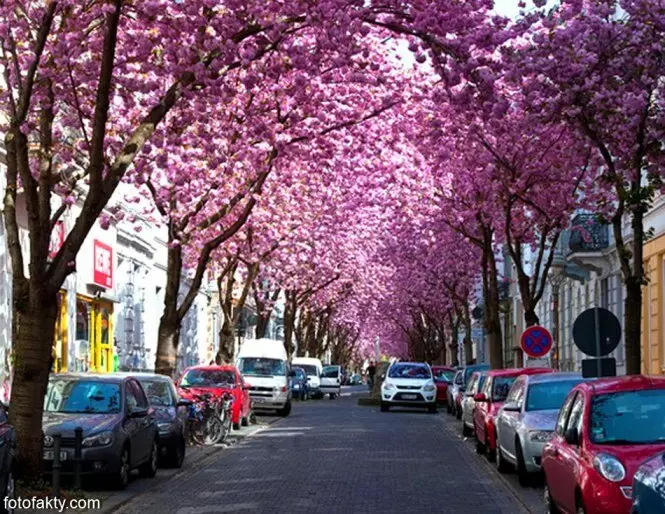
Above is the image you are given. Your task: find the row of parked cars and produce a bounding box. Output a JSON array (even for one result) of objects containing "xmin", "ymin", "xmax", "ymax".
[{"xmin": 443, "ymin": 364, "xmax": 665, "ymax": 514}]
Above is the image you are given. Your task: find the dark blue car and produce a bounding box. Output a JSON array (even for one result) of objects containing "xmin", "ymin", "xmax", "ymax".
[
  {"xmin": 290, "ymin": 367, "xmax": 310, "ymax": 400},
  {"xmin": 632, "ymin": 451, "xmax": 665, "ymax": 513}
]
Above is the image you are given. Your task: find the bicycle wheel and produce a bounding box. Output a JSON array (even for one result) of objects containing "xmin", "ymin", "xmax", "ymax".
[
  {"xmin": 192, "ymin": 416, "xmax": 224, "ymax": 446},
  {"xmin": 219, "ymin": 411, "xmax": 232, "ymax": 443}
]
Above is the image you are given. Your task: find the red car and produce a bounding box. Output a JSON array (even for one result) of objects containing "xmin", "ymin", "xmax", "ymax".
[
  {"xmin": 431, "ymin": 366, "xmax": 456, "ymax": 405},
  {"xmin": 473, "ymin": 367, "xmax": 553, "ymax": 460},
  {"xmin": 177, "ymin": 365, "xmax": 252, "ymax": 430},
  {"xmin": 542, "ymin": 375, "xmax": 665, "ymax": 514}
]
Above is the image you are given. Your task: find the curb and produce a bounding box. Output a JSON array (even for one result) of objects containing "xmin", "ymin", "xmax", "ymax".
[{"xmin": 356, "ymin": 397, "xmax": 380, "ymax": 406}]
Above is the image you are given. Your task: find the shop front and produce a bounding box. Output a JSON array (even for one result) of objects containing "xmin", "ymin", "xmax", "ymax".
[{"xmin": 75, "ymin": 295, "xmax": 114, "ymax": 372}]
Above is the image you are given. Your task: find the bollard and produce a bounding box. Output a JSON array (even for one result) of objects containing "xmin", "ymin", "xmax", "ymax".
[
  {"xmin": 74, "ymin": 427, "xmax": 83, "ymax": 490},
  {"xmin": 52, "ymin": 433, "xmax": 61, "ymax": 498}
]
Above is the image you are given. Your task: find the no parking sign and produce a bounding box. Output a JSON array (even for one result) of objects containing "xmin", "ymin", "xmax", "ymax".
[{"xmin": 520, "ymin": 326, "xmax": 553, "ymax": 358}]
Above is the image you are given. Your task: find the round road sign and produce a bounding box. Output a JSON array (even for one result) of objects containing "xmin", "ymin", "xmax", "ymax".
[
  {"xmin": 520, "ymin": 326, "xmax": 553, "ymax": 358},
  {"xmin": 572, "ymin": 307, "xmax": 621, "ymax": 357}
]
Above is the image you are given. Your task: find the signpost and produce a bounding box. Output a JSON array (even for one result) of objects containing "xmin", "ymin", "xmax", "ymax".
[
  {"xmin": 520, "ymin": 326, "xmax": 553, "ymax": 359},
  {"xmin": 572, "ymin": 307, "xmax": 621, "ymax": 378}
]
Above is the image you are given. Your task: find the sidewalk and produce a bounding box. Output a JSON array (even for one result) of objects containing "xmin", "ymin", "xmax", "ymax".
[{"xmin": 16, "ymin": 420, "xmax": 278, "ymax": 514}]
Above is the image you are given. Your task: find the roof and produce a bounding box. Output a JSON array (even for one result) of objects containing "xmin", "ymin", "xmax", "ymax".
[
  {"xmin": 580, "ymin": 375, "xmax": 665, "ymax": 395},
  {"xmin": 110, "ymin": 372, "xmax": 173, "ymax": 382},
  {"xmin": 431, "ymin": 366, "xmax": 455, "ymax": 371},
  {"xmin": 181, "ymin": 365, "xmax": 237, "ymax": 372},
  {"xmin": 526, "ymin": 372, "xmax": 582, "ymax": 384},
  {"xmin": 50, "ymin": 373, "xmax": 129, "ymax": 383},
  {"xmin": 486, "ymin": 367, "xmax": 552, "ymax": 378},
  {"xmin": 391, "ymin": 362, "xmax": 429, "ymax": 367}
]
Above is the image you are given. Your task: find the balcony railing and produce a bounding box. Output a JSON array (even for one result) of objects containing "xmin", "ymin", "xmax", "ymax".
[{"xmin": 568, "ymin": 214, "xmax": 610, "ymax": 253}]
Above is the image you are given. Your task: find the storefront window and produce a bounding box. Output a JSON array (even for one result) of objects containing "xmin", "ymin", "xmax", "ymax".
[{"xmin": 76, "ymin": 300, "xmax": 90, "ymax": 372}]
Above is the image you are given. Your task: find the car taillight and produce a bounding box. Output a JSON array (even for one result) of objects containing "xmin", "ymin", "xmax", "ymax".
[{"xmin": 281, "ymin": 386, "xmax": 286, "ymax": 392}]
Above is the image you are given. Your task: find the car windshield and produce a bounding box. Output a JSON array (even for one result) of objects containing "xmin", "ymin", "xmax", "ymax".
[
  {"xmin": 526, "ymin": 380, "xmax": 582, "ymax": 412},
  {"xmin": 388, "ymin": 364, "xmax": 431, "ymax": 379},
  {"xmin": 180, "ymin": 369, "xmax": 235, "ymax": 387},
  {"xmin": 298, "ymin": 365, "xmax": 319, "ymax": 377},
  {"xmin": 238, "ymin": 358, "xmax": 286, "ymax": 377},
  {"xmin": 140, "ymin": 380, "xmax": 173, "ymax": 407},
  {"xmin": 478, "ymin": 375, "xmax": 488, "ymax": 391},
  {"xmin": 433, "ymin": 369, "xmax": 455, "ymax": 383},
  {"xmin": 44, "ymin": 380, "xmax": 121, "ymax": 414},
  {"xmin": 322, "ymin": 366, "xmax": 339, "ymax": 378},
  {"xmin": 293, "ymin": 369, "xmax": 306, "ymax": 379},
  {"xmin": 590, "ymin": 389, "xmax": 665, "ymax": 444},
  {"xmin": 493, "ymin": 377, "xmax": 517, "ymax": 402}
]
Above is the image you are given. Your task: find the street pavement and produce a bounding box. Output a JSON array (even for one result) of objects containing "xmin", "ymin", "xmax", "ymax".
[{"xmin": 114, "ymin": 387, "xmax": 529, "ymax": 514}]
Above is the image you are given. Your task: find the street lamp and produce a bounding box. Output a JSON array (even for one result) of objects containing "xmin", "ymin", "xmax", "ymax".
[{"xmin": 548, "ymin": 251, "xmax": 566, "ymax": 371}]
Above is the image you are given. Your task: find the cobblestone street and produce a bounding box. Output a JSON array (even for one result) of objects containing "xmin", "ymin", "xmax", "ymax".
[{"xmin": 116, "ymin": 390, "xmax": 528, "ymax": 514}]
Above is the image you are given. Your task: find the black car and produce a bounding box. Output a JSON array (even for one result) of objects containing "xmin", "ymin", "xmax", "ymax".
[
  {"xmin": 632, "ymin": 451, "xmax": 665, "ymax": 513},
  {"xmin": 116, "ymin": 373, "xmax": 190, "ymax": 468},
  {"xmin": 43, "ymin": 373, "xmax": 158, "ymax": 489},
  {"xmin": 0, "ymin": 403, "xmax": 15, "ymax": 514}
]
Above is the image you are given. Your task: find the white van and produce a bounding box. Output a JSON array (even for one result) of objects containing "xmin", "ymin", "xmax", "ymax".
[
  {"xmin": 321, "ymin": 364, "xmax": 342, "ymax": 399},
  {"xmin": 291, "ymin": 357, "xmax": 323, "ymax": 399},
  {"xmin": 237, "ymin": 339, "xmax": 291, "ymax": 416}
]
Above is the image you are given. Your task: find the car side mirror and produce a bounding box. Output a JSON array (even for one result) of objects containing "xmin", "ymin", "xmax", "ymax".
[
  {"xmin": 564, "ymin": 427, "xmax": 579, "ymax": 446},
  {"xmin": 502, "ymin": 403, "xmax": 521, "ymax": 412},
  {"xmin": 474, "ymin": 393, "xmax": 487, "ymax": 402},
  {"xmin": 177, "ymin": 399, "xmax": 192, "ymax": 407}
]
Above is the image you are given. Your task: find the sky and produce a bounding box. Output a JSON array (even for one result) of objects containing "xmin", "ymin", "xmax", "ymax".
[{"xmin": 494, "ymin": 0, "xmax": 522, "ymax": 18}]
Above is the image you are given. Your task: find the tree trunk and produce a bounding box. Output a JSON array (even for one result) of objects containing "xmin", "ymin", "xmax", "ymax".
[
  {"xmin": 623, "ymin": 206, "xmax": 644, "ymax": 375},
  {"xmin": 283, "ymin": 292, "xmax": 297, "ymax": 359},
  {"xmin": 216, "ymin": 318, "xmax": 235, "ymax": 364},
  {"xmin": 255, "ymin": 315, "xmax": 269, "ymax": 339},
  {"xmin": 9, "ymin": 299, "xmax": 58, "ymax": 482},
  {"xmin": 155, "ymin": 313, "xmax": 180, "ymax": 378},
  {"xmin": 463, "ymin": 306, "xmax": 474, "ymax": 365},
  {"xmin": 482, "ymin": 238, "xmax": 504, "ymax": 369}
]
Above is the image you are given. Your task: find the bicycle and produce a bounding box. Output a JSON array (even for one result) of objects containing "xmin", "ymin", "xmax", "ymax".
[{"xmin": 186, "ymin": 392, "xmax": 225, "ymax": 446}]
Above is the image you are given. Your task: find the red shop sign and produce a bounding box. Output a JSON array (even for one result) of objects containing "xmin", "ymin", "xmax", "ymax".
[
  {"xmin": 49, "ymin": 221, "xmax": 65, "ymax": 259},
  {"xmin": 93, "ymin": 240, "xmax": 113, "ymax": 289}
]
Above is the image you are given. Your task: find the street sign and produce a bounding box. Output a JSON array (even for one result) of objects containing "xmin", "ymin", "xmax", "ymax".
[
  {"xmin": 520, "ymin": 326, "xmax": 553, "ymax": 358},
  {"xmin": 572, "ymin": 307, "xmax": 621, "ymax": 357},
  {"xmin": 582, "ymin": 358, "xmax": 616, "ymax": 378}
]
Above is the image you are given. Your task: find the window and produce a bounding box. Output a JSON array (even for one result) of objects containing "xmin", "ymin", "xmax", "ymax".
[
  {"xmin": 454, "ymin": 371, "xmax": 463, "ymax": 385},
  {"xmin": 566, "ymin": 393, "xmax": 585, "ymax": 439},
  {"xmin": 44, "ymin": 380, "xmax": 121, "ymax": 414},
  {"xmin": 601, "ymin": 278, "xmax": 609, "ymax": 309},
  {"xmin": 481, "ymin": 377, "xmax": 492, "ymax": 397},
  {"xmin": 238, "ymin": 358, "xmax": 286, "ymax": 377},
  {"xmin": 130, "ymin": 381, "xmax": 148, "ymax": 409},
  {"xmin": 556, "ymin": 391, "xmax": 577, "ymax": 436},
  {"xmin": 506, "ymin": 378, "xmax": 524, "ymax": 404},
  {"xmin": 388, "ymin": 364, "xmax": 431, "ymax": 379},
  {"xmin": 433, "ymin": 368, "xmax": 456, "ymax": 383},
  {"xmin": 139, "ymin": 379, "xmax": 173, "ymax": 407},
  {"xmin": 492, "ymin": 376, "xmax": 517, "ymax": 402},
  {"xmin": 590, "ymin": 389, "xmax": 665, "ymax": 444},
  {"xmin": 180, "ymin": 369, "xmax": 236, "ymax": 387},
  {"xmin": 298, "ymin": 365, "xmax": 319, "ymax": 377},
  {"xmin": 322, "ymin": 366, "xmax": 340, "ymax": 378},
  {"xmin": 466, "ymin": 374, "xmax": 479, "ymax": 395},
  {"xmin": 526, "ymin": 380, "xmax": 584, "ymax": 412}
]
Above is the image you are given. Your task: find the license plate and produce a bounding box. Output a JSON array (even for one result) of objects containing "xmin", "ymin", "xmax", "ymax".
[
  {"xmin": 44, "ymin": 451, "xmax": 67, "ymax": 461},
  {"xmin": 252, "ymin": 397, "xmax": 266, "ymax": 403},
  {"xmin": 402, "ymin": 394, "xmax": 418, "ymax": 400}
]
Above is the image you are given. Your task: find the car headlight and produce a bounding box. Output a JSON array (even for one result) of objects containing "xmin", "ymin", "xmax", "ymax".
[
  {"xmin": 82, "ymin": 431, "xmax": 114, "ymax": 448},
  {"xmin": 528, "ymin": 430, "xmax": 553, "ymax": 442},
  {"xmin": 594, "ymin": 453, "xmax": 626, "ymax": 482},
  {"xmin": 383, "ymin": 383, "xmax": 395, "ymax": 391},
  {"xmin": 157, "ymin": 422, "xmax": 172, "ymax": 433},
  {"xmin": 43, "ymin": 435, "xmax": 54, "ymax": 448},
  {"xmin": 423, "ymin": 383, "xmax": 436, "ymax": 392}
]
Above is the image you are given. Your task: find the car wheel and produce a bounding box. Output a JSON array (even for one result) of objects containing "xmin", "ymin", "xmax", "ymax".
[
  {"xmin": 278, "ymin": 401, "xmax": 292, "ymax": 417},
  {"xmin": 139, "ymin": 439, "xmax": 158, "ymax": 478},
  {"xmin": 446, "ymin": 402, "xmax": 452, "ymax": 414},
  {"xmin": 380, "ymin": 402, "xmax": 389, "ymax": 412},
  {"xmin": 114, "ymin": 447, "xmax": 130, "ymax": 489},
  {"xmin": 485, "ymin": 432, "xmax": 495, "ymax": 462},
  {"xmin": 544, "ymin": 482, "xmax": 560, "ymax": 514},
  {"xmin": 455, "ymin": 404, "xmax": 462, "ymax": 419},
  {"xmin": 462, "ymin": 422, "xmax": 472, "ymax": 437},
  {"xmin": 428, "ymin": 403, "xmax": 437, "ymax": 414},
  {"xmin": 495, "ymin": 444, "xmax": 510, "ymax": 473},
  {"xmin": 170, "ymin": 438, "xmax": 185, "ymax": 468},
  {"xmin": 241, "ymin": 414, "xmax": 249, "ymax": 427},
  {"xmin": 233, "ymin": 421, "xmax": 241, "ymax": 430},
  {"xmin": 0, "ymin": 469, "xmax": 15, "ymax": 514},
  {"xmin": 516, "ymin": 442, "xmax": 530, "ymax": 486},
  {"xmin": 475, "ymin": 434, "xmax": 485, "ymax": 454}
]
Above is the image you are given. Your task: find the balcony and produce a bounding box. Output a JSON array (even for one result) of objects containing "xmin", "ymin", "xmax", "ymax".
[{"xmin": 566, "ymin": 214, "xmax": 612, "ymax": 275}]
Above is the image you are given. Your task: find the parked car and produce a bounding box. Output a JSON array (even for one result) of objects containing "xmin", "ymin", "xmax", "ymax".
[
  {"xmin": 115, "ymin": 372, "xmax": 190, "ymax": 468},
  {"xmin": 473, "ymin": 367, "xmax": 552, "ymax": 461},
  {"xmin": 42, "ymin": 373, "xmax": 158, "ymax": 489},
  {"xmin": 237, "ymin": 339, "xmax": 291, "ymax": 416},
  {"xmin": 448, "ymin": 370, "xmax": 464, "ymax": 416},
  {"xmin": 177, "ymin": 365, "xmax": 252, "ymax": 429},
  {"xmin": 542, "ymin": 376, "xmax": 665, "ymax": 514},
  {"xmin": 494, "ymin": 372, "xmax": 584, "ymax": 484},
  {"xmin": 290, "ymin": 367, "xmax": 310, "ymax": 400},
  {"xmin": 380, "ymin": 362, "xmax": 437, "ymax": 413},
  {"xmin": 632, "ymin": 450, "xmax": 665, "ymax": 514},
  {"xmin": 292, "ymin": 357, "xmax": 323, "ymax": 399},
  {"xmin": 321, "ymin": 365, "xmax": 342, "ymax": 399},
  {"xmin": 340, "ymin": 367, "xmax": 349, "ymax": 386},
  {"xmin": 431, "ymin": 366, "xmax": 456, "ymax": 405},
  {"xmin": 0, "ymin": 402, "xmax": 15, "ymax": 514},
  {"xmin": 450, "ymin": 364, "xmax": 491, "ymax": 417},
  {"xmin": 349, "ymin": 374, "xmax": 362, "ymax": 386},
  {"xmin": 461, "ymin": 371, "xmax": 488, "ymax": 437}
]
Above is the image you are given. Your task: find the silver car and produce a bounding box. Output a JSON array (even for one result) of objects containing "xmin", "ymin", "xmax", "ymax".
[
  {"xmin": 461, "ymin": 371, "xmax": 488, "ymax": 437},
  {"xmin": 447, "ymin": 371, "xmax": 463, "ymax": 416},
  {"xmin": 495, "ymin": 372, "xmax": 585, "ymax": 485}
]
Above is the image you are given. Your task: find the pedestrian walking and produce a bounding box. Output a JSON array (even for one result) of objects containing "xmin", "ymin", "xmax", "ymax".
[{"xmin": 367, "ymin": 361, "xmax": 376, "ymax": 390}]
